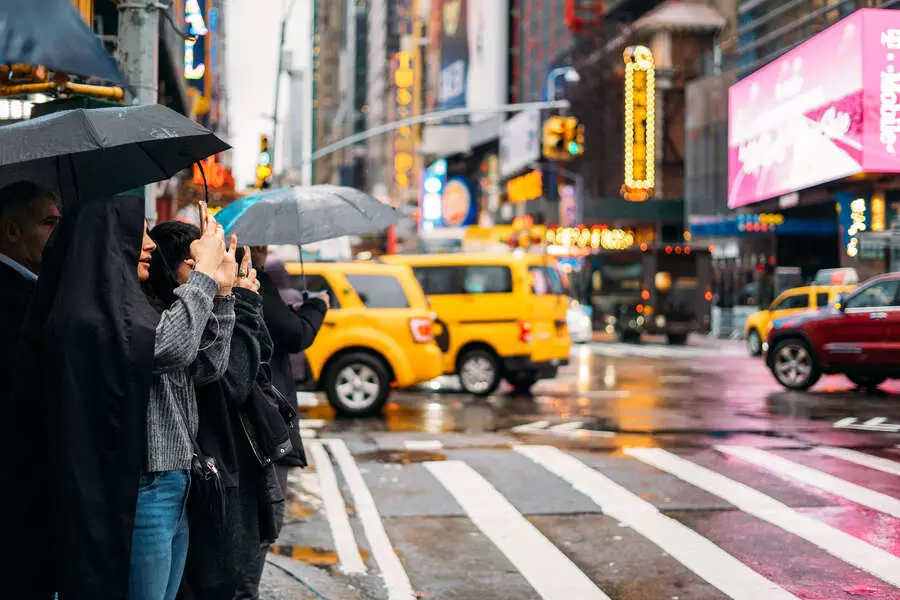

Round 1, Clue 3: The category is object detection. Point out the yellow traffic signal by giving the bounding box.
[256,134,273,189]
[563,117,584,158]
[543,116,567,160]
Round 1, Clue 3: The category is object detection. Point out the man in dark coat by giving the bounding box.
[0,181,60,403]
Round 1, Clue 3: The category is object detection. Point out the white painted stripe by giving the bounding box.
[833,417,857,428]
[516,445,795,600]
[325,439,415,600]
[548,421,584,433]
[627,448,900,587]
[298,419,327,429]
[865,417,888,426]
[306,442,366,575]
[403,439,444,451]
[814,447,900,477]
[717,446,900,519]
[296,391,320,406]
[425,460,610,600]
[511,420,550,433]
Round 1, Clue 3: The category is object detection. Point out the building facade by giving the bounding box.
[312,0,347,184]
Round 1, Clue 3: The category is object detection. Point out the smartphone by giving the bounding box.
[198,200,208,234]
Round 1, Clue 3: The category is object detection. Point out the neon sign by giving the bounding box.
[184,0,208,80]
[622,45,655,202]
[393,51,415,190]
[506,170,542,204]
[846,198,867,257]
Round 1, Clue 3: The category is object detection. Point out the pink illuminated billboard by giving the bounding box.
[728,9,900,209]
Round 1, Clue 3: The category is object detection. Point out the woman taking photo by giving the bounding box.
[6,195,236,600]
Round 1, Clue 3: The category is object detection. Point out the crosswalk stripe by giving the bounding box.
[717,446,900,518]
[403,439,444,451]
[627,447,900,587]
[814,446,900,477]
[306,442,367,575]
[325,439,416,600]
[515,445,797,599]
[425,460,610,600]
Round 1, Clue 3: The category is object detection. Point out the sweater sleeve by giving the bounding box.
[193,291,236,386]
[153,271,219,374]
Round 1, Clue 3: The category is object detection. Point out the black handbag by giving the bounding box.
[238,380,296,466]
[173,395,227,527]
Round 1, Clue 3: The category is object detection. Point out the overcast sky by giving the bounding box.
[224,0,312,188]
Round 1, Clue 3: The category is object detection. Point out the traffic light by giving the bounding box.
[543,116,583,161]
[256,134,272,189]
[564,116,584,158]
[543,116,567,160]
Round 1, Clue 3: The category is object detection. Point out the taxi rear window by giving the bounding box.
[530,266,565,295]
[346,274,410,308]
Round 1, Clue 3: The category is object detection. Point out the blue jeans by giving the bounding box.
[127,470,190,600]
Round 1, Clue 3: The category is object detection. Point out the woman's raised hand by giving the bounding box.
[214,234,239,296]
[191,214,226,279]
[235,245,260,293]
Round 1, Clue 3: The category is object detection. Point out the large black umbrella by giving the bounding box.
[0,0,128,86]
[0,104,230,204]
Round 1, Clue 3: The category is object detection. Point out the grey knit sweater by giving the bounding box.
[147,271,235,472]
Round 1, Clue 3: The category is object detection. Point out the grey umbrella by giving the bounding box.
[0,104,229,204]
[217,185,399,246]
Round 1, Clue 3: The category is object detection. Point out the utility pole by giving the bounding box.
[271,0,298,179]
[116,0,162,223]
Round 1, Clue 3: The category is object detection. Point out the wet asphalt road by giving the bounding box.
[261,337,900,600]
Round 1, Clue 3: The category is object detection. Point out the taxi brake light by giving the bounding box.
[410,318,434,343]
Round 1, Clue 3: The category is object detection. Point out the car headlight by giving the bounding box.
[655,315,666,328]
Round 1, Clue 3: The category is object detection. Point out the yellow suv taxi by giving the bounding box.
[284,261,443,416]
[744,284,855,356]
[383,252,571,396]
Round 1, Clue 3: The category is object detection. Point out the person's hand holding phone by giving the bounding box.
[235,245,260,293]
[214,234,239,296]
[191,214,226,280]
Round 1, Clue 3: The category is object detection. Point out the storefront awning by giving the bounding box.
[633,1,726,33]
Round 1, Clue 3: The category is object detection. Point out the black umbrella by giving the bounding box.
[0,0,128,86]
[0,104,230,204]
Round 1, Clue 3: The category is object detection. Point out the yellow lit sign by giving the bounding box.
[872,192,886,232]
[545,226,636,251]
[759,213,785,226]
[846,197,867,257]
[507,170,542,204]
[393,51,416,190]
[622,45,655,201]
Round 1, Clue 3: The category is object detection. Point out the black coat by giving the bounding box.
[0,261,35,404]
[257,270,327,398]
[3,195,158,600]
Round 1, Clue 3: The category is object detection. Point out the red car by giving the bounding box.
[766,273,900,390]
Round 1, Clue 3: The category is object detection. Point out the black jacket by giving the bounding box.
[0,261,35,404]
[257,270,327,398]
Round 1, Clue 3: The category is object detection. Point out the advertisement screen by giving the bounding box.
[727,9,900,208]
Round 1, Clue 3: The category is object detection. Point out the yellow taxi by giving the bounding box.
[744,284,855,356]
[383,252,571,396]
[284,261,443,416]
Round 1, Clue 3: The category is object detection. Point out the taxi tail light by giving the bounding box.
[519,320,533,344]
[410,318,434,343]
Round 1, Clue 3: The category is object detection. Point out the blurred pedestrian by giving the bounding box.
[233,245,329,600]
[0,181,59,403]
[5,197,236,600]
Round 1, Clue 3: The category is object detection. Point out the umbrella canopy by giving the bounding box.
[216,185,399,246]
[0,0,128,86]
[0,104,229,204]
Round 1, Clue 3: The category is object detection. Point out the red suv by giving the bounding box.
[766,273,900,390]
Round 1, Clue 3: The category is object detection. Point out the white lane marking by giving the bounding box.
[814,447,900,477]
[627,448,900,587]
[325,439,415,600]
[298,419,327,429]
[403,439,444,451]
[511,420,550,433]
[306,442,366,575]
[833,417,900,432]
[296,391,320,406]
[425,460,610,600]
[300,428,318,439]
[548,421,585,433]
[516,445,796,600]
[717,446,900,519]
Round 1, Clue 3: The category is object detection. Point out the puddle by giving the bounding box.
[354,449,448,464]
[270,545,371,568]
[285,495,315,520]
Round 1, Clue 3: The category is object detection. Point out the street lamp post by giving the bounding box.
[270,0,299,179]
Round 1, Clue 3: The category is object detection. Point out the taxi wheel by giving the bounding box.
[324,352,391,417]
[747,329,763,356]
[458,349,501,397]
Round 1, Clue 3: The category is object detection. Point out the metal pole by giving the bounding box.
[117,0,162,223]
[309,100,570,161]
[271,0,297,179]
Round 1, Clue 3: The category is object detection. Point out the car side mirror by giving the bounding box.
[834,294,846,312]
